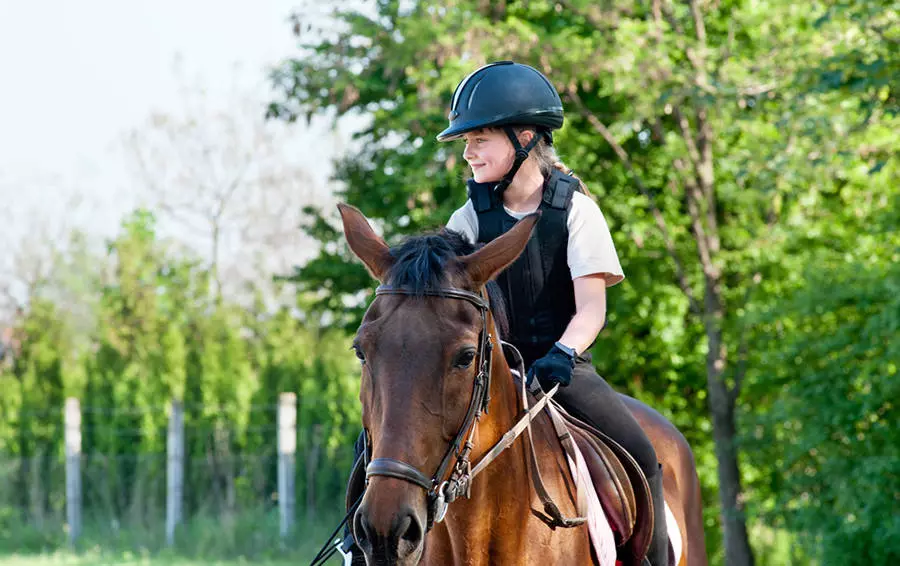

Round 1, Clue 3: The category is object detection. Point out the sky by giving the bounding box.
[0,0,362,307]
[0,0,355,236]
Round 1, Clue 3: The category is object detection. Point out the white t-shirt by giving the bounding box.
[446,191,625,286]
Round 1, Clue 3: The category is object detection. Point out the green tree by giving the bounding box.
[740,3,900,562]
[1,299,68,525]
[0,202,364,552]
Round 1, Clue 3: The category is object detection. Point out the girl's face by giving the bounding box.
[462,129,515,183]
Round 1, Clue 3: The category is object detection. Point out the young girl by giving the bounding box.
[440,61,669,566]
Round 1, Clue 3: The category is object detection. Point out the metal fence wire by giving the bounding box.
[0,397,357,555]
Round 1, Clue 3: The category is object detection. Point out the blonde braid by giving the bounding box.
[522,129,594,200]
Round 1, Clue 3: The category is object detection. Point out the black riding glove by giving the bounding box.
[526,342,576,388]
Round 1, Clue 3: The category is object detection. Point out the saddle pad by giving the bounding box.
[552,402,655,565]
[665,503,682,566]
[558,406,617,566]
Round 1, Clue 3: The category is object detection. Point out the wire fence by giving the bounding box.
[0,397,357,558]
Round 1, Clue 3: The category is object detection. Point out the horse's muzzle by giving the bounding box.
[354,496,425,566]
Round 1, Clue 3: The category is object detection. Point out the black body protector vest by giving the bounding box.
[469,169,582,352]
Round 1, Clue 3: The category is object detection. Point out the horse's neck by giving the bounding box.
[475,354,526,462]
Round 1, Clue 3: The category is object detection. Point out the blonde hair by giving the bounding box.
[514,127,592,197]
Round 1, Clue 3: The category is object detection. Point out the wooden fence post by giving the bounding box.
[166,400,185,547]
[64,398,81,546]
[277,393,297,537]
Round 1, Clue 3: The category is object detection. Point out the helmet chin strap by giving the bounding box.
[493,127,541,196]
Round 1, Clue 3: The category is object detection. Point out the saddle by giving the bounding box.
[545,398,656,566]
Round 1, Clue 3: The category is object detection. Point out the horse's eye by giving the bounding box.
[352,344,366,364]
[453,348,477,369]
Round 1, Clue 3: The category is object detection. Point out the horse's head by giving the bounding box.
[338,204,537,565]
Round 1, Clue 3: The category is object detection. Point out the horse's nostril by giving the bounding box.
[396,510,423,547]
[353,509,372,549]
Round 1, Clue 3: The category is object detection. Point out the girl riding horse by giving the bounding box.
[339,61,706,566]
[337,203,707,565]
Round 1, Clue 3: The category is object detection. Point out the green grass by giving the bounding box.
[0,551,306,565]
[0,508,347,566]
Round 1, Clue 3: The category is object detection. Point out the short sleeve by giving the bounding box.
[566,192,625,286]
[446,200,478,244]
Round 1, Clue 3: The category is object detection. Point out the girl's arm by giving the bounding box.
[558,273,608,355]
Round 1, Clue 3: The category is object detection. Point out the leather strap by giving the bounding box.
[468,382,560,478]
[366,458,432,491]
[520,353,587,528]
[502,342,586,529]
[375,285,489,311]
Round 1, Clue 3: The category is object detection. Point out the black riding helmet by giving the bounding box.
[437,61,565,194]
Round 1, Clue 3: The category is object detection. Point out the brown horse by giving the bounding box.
[338,203,707,566]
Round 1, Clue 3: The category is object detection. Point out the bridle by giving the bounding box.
[365,284,495,529]
[363,284,584,532]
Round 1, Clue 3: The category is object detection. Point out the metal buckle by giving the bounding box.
[433,482,450,523]
[335,538,353,566]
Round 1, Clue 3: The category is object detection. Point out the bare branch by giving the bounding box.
[124,88,322,305]
[672,106,703,171]
[685,178,719,280]
[739,83,779,97]
[688,0,707,45]
[696,106,720,254]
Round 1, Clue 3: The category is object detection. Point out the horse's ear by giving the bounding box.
[338,203,394,282]
[460,212,540,287]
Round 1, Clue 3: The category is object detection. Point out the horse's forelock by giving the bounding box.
[386,231,462,293]
[384,229,510,339]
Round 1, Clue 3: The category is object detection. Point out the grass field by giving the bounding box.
[0,552,310,566]
[0,510,345,566]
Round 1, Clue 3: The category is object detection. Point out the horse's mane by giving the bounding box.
[386,229,510,339]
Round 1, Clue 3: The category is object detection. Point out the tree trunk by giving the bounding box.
[706,317,755,566]
[211,220,222,302]
[569,45,758,561]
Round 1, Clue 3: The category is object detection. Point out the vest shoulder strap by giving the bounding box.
[542,169,582,211]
